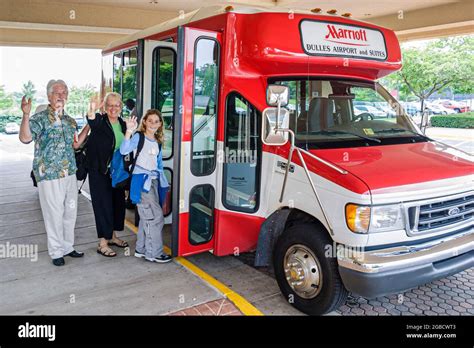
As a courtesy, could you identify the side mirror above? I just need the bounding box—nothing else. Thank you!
[262,107,290,146]
[267,85,289,107]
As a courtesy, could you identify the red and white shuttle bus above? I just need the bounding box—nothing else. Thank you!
[101,6,473,315]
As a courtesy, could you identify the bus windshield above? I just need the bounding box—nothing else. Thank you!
[273,79,427,149]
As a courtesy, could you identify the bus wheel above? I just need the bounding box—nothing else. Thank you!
[273,224,348,315]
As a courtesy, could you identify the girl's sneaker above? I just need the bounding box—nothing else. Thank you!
[134,250,146,259]
[145,254,172,263]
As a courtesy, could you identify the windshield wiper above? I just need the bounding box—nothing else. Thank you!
[317,130,382,143]
[375,128,432,141]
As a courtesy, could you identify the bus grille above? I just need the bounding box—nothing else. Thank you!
[408,194,474,233]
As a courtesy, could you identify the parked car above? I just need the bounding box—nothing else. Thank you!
[426,102,456,115]
[400,102,420,116]
[354,104,387,118]
[372,102,397,117]
[4,122,20,134]
[433,100,470,113]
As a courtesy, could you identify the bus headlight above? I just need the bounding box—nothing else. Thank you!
[370,205,405,232]
[346,204,405,233]
[346,204,371,233]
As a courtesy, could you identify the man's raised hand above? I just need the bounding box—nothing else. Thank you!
[21,96,32,117]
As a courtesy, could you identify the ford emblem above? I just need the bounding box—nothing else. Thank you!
[448,207,460,216]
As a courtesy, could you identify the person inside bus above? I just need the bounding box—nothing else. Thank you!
[86,92,129,257]
[120,109,171,263]
[124,98,137,118]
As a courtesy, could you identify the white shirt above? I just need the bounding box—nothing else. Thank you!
[135,136,159,172]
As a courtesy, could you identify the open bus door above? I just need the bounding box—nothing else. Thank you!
[142,39,177,224]
[172,26,222,257]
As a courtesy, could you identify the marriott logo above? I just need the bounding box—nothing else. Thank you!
[325,24,368,42]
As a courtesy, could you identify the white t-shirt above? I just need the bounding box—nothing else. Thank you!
[135,136,159,171]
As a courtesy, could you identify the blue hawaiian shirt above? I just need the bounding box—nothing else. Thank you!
[29,106,78,183]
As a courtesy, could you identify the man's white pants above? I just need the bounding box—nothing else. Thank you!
[37,175,78,259]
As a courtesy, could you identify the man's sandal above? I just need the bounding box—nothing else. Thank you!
[97,245,117,257]
[108,239,129,248]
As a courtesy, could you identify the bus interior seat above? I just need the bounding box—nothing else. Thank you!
[297,110,308,133]
[328,93,355,125]
[307,97,334,132]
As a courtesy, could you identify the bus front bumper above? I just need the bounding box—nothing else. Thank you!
[337,229,474,299]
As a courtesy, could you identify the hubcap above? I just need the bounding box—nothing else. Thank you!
[283,244,322,299]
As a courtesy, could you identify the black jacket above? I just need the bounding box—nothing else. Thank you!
[87,113,127,174]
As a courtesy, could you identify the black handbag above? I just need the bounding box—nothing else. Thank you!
[75,145,88,181]
[30,170,37,187]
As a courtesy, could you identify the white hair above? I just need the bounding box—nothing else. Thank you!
[46,79,68,95]
[103,92,123,107]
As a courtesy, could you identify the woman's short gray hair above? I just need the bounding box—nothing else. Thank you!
[103,92,123,107]
[46,79,68,95]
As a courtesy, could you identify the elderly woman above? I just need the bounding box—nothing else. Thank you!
[87,92,129,257]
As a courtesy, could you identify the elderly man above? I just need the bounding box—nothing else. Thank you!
[19,79,89,266]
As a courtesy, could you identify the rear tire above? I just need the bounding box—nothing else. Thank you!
[273,223,348,315]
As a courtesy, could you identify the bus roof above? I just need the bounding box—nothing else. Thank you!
[104,5,377,53]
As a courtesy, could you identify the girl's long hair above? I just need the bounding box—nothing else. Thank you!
[137,109,164,144]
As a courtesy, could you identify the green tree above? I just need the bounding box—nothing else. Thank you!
[196,63,217,97]
[0,85,14,112]
[390,37,473,111]
[380,73,416,102]
[122,65,137,102]
[444,36,474,95]
[157,62,173,111]
[14,80,37,104]
[67,84,97,117]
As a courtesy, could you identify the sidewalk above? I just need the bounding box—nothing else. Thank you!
[426,127,474,140]
[0,160,224,315]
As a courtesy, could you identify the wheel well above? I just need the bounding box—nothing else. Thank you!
[284,208,330,237]
[254,207,331,268]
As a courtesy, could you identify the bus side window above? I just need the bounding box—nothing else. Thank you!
[113,52,122,94]
[112,48,138,118]
[152,47,176,160]
[122,48,137,118]
[223,93,261,213]
[102,54,114,94]
[191,38,220,176]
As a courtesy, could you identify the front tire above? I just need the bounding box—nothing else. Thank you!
[273,223,348,315]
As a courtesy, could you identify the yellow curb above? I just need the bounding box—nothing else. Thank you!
[124,219,264,316]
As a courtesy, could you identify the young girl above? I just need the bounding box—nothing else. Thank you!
[120,109,171,263]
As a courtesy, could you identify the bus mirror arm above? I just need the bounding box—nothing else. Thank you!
[276,128,348,235]
[277,128,295,203]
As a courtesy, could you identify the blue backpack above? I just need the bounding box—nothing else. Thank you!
[110,132,146,189]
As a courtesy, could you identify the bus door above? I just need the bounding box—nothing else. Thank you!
[143,39,177,224]
[172,27,222,257]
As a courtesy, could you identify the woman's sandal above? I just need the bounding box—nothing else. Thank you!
[108,239,129,248]
[97,245,117,257]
